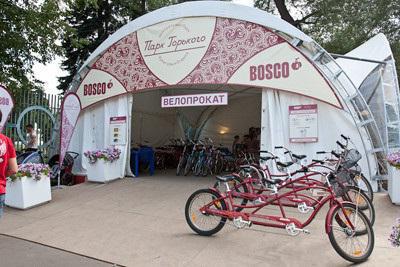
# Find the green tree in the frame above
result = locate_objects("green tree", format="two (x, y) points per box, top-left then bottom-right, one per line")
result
(0, 0), (63, 92)
(58, 0), (173, 93)
(255, 0), (400, 77)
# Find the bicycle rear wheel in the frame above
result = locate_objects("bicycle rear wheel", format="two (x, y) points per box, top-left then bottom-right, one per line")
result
(185, 188), (227, 236)
(328, 203), (374, 263)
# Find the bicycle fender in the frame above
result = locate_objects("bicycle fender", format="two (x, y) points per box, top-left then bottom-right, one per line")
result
(325, 203), (338, 234)
(325, 201), (353, 234)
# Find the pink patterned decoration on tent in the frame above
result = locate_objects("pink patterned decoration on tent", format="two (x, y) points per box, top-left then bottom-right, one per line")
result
(59, 93), (81, 167)
(0, 84), (14, 132)
(179, 18), (284, 85)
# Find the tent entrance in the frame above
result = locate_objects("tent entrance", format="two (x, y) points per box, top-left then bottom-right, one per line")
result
(130, 84), (262, 176)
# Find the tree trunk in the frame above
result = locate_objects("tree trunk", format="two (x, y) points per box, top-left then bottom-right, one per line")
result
(273, 0), (298, 28)
(141, 0), (146, 14)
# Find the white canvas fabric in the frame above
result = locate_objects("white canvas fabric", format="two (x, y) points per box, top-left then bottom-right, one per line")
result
(260, 88), (377, 188)
(69, 95), (132, 177)
(79, 1), (312, 73)
(336, 33), (393, 89)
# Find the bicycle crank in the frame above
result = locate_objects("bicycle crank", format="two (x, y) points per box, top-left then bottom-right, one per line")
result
(297, 202), (314, 214)
(285, 223), (310, 236)
(233, 217), (252, 229)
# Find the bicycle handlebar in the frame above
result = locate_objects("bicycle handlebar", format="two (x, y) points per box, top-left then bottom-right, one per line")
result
(316, 151), (326, 154)
(331, 150), (340, 158)
(341, 134), (349, 141)
(274, 146), (283, 149)
(336, 141), (345, 149)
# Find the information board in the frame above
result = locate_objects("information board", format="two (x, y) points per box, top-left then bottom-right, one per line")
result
(289, 104), (318, 143)
(110, 116), (127, 145)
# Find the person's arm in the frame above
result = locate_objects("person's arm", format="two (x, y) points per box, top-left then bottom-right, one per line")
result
(6, 137), (18, 176)
(6, 157), (17, 177)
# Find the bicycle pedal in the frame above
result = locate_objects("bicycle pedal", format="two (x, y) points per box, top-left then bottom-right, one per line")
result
(285, 223), (310, 236)
(233, 217), (252, 229)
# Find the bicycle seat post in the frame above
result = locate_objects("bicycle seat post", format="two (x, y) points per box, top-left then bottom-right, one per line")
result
(224, 181), (231, 192)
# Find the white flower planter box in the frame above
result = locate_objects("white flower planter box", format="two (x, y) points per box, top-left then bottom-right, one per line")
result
(86, 160), (121, 183)
(5, 175), (51, 209)
(388, 167), (400, 205)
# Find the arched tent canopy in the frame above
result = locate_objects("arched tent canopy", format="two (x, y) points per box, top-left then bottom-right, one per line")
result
(62, 1), (391, 186)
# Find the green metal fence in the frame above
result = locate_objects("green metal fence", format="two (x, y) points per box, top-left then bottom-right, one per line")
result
(4, 90), (62, 160)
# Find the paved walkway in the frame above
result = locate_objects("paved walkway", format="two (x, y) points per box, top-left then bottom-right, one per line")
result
(0, 235), (116, 267)
(0, 172), (399, 266)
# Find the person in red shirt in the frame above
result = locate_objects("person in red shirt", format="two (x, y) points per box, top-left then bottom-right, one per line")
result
(0, 110), (18, 218)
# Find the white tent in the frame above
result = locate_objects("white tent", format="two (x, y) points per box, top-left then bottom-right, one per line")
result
(336, 34), (400, 154)
(60, 1), (399, 190)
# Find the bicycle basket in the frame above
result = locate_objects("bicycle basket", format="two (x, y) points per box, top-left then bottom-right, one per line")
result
(336, 170), (353, 185)
(341, 149), (362, 169)
(328, 173), (349, 197)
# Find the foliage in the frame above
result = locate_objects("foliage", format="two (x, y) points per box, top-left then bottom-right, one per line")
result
(8, 163), (51, 182)
(0, 0), (64, 93)
(254, 0), (400, 78)
(84, 146), (121, 164)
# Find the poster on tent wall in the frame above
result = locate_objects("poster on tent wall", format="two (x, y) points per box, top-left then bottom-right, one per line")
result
(109, 116), (127, 145)
(289, 104), (318, 143)
(60, 93), (81, 167)
(0, 85), (14, 132)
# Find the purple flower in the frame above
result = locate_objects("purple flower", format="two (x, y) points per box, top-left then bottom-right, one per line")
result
(83, 146), (121, 164)
(11, 163), (51, 181)
(389, 218), (400, 247)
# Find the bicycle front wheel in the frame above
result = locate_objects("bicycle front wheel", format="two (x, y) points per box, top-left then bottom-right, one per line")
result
(185, 189), (227, 236)
(342, 186), (375, 226)
(328, 202), (374, 263)
(353, 173), (374, 202)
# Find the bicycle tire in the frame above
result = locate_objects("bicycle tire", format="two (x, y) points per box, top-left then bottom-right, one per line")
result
(194, 160), (203, 176)
(176, 156), (187, 176)
(342, 186), (375, 226)
(185, 188), (227, 236)
(328, 203), (374, 263)
(184, 157), (194, 176)
(352, 173), (374, 202)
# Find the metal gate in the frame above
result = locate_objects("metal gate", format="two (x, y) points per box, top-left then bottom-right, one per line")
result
(3, 90), (62, 160)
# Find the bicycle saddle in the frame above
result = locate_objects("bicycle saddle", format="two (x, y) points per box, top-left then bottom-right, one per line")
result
(276, 161), (294, 168)
(266, 178), (283, 185)
(216, 175), (237, 182)
(259, 156), (278, 161)
(292, 154), (306, 160)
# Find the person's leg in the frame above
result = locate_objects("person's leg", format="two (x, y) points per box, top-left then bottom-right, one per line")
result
(0, 194), (5, 218)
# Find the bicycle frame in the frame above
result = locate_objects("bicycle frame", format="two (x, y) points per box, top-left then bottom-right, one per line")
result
(204, 176), (356, 233)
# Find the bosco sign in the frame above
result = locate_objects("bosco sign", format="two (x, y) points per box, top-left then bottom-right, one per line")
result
(83, 80), (113, 96)
(249, 58), (302, 81)
(161, 92), (228, 108)
(76, 69), (127, 109)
